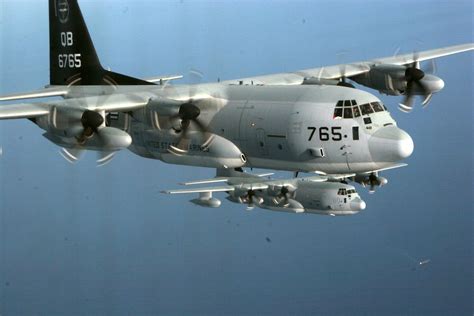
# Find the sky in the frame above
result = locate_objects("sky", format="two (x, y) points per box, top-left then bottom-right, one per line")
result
(0, 0), (473, 315)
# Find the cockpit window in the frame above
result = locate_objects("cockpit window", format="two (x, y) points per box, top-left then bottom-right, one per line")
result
(334, 100), (385, 119)
(334, 100), (358, 119)
(337, 188), (347, 195)
(360, 103), (374, 115)
(371, 102), (384, 112)
(343, 107), (353, 118)
(353, 106), (361, 117)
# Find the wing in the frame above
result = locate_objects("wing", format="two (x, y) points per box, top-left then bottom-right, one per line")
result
(163, 172), (334, 195)
(360, 163), (407, 174)
(0, 103), (50, 120)
(225, 43), (473, 86)
(162, 185), (236, 194)
(0, 93), (149, 120)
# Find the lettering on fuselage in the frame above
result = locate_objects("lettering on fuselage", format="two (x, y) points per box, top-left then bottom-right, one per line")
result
(307, 126), (358, 142)
(146, 141), (209, 152)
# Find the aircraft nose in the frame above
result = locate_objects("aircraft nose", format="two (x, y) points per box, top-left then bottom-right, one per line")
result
(369, 126), (414, 162)
(350, 197), (366, 212)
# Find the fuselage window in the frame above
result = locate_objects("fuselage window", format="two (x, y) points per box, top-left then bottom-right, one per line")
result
(360, 103), (374, 115)
(371, 102), (384, 112)
(353, 106), (361, 117)
(343, 107), (353, 118)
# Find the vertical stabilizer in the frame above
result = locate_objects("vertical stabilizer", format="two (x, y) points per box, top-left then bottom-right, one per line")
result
(49, 0), (153, 86)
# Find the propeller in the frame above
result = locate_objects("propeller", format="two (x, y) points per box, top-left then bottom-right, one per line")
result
(335, 51), (355, 88)
(361, 172), (387, 194)
(399, 52), (438, 112)
(167, 69), (213, 155)
(60, 109), (131, 166)
(241, 189), (263, 210)
(337, 64), (355, 88)
(368, 173), (378, 194)
(273, 186), (295, 207)
(76, 110), (104, 144)
(58, 77), (126, 166)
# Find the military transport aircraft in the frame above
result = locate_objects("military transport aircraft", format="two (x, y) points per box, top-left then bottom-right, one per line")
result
(162, 168), (368, 216)
(0, 0), (472, 214)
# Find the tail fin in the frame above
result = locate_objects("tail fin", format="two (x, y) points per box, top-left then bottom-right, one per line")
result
(49, 0), (153, 86)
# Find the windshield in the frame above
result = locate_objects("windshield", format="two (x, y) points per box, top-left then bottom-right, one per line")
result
(334, 100), (387, 119)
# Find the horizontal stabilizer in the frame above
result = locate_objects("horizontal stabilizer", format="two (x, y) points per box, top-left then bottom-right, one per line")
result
(0, 87), (68, 101)
(144, 75), (183, 84)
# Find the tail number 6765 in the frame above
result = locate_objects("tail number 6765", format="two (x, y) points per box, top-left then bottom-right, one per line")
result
(58, 53), (82, 68)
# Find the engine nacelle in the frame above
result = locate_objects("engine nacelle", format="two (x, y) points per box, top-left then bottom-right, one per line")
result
(43, 126), (132, 151)
(36, 106), (83, 137)
(354, 173), (387, 193)
(352, 64), (407, 95)
(149, 131), (247, 169)
(352, 64), (444, 97)
(36, 106), (131, 151)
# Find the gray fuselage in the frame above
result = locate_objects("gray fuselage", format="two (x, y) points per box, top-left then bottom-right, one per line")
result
(66, 83), (413, 174)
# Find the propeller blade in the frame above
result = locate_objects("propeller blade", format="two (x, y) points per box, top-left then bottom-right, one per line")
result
(60, 147), (84, 164)
(422, 94), (433, 107)
(193, 117), (208, 133)
(188, 68), (204, 100)
(399, 81), (416, 113)
(96, 151), (116, 167)
(423, 59), (437, 75)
